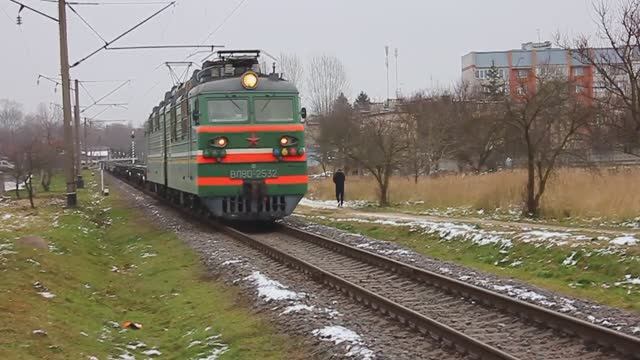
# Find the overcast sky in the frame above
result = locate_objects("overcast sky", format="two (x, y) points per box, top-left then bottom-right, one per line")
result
(1, 0), (597, 125)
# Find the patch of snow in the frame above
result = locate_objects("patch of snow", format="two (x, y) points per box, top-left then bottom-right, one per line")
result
(492, 284), (555, 306)
(312, 325), (361, 344)
(321, 308), (341, 318)
(112, 352), (135, 360)
(32, 329), (47, 336)
(632, 326), (640, 334)
(299, 198), (369, 209)
(280, 304), (314, 315)
(312, 326), (374, 359)
(221, 259), (242, 266)
(610, 235), (638, 246)
(614, 275), (640, 287)
(141, 252), (157, 258)
(194, 335), (229, 360)
(38, 291), (56, 299)
(244, 271), (305, 302)
(188, 340), (202, 348)
(126, 342), (147, 350)
(562, 251), (578, 266)
(142, 349), (161, 356)
(1, 214), (12, 220)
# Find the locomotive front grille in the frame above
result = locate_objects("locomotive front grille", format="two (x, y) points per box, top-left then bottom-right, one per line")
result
(221, 195), (287, 214)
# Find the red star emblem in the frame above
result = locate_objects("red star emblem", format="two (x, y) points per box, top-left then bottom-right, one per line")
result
(246, 132), (260, 147)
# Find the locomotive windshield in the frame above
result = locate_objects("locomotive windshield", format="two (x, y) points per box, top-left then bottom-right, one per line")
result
(207, 99), (249, 122)
(255, 98), (294, 122)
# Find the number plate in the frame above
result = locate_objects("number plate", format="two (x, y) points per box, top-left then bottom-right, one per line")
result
(229, 169), (278, 179)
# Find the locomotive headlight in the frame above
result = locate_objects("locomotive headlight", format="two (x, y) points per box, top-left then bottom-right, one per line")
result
(241, 71), (259, 89)
(279, 135), (298, 147)
(211, 136), (228, 148)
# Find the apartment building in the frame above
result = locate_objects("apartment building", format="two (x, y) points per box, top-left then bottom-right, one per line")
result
(461, 41), (620, 103)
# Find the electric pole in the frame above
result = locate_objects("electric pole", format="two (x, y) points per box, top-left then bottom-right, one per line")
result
(58, 0), (77, 207)
(74, 79), (84, 188)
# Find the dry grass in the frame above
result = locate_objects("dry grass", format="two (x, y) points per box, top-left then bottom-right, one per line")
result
(308, 168), (640, 219)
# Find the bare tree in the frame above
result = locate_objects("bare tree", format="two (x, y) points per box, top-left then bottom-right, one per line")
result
(403, 92), (458, 182)
(562, 0), (640, 154)
(452, 84), (506, 172)
(348, 113), (409, 206)
(34, 104), (62, 191)
(504, 67), (594, 216)
(0, 100), (25, 198)
(278, 53), (305, 90)
(307, 55), (348, 115)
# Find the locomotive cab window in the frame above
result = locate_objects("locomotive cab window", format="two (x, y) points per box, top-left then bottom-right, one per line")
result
(255, 98), (294, 122)
(207, 99), (248, 122)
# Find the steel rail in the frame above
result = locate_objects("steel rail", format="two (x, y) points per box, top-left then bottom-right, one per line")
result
(215, 224), (518, 360)
(279, 225), (640, 359)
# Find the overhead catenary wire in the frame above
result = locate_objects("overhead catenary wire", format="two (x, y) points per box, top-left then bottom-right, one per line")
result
(66, 2), (107, 44)
(187, 0), (247, 60)
(71, 1), (176, 68)
(8, 0), (57, 22)
(41, 0), (172, 5)
(81, 80), (131, 114)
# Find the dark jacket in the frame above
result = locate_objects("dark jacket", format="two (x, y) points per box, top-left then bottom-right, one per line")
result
(333, 171), (345, 189)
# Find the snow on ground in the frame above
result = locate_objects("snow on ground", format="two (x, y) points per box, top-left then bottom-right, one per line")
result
(610, 235), (638, 246)
(299, 198), (370, 209)
(3, 181), (24, 191)
(312, 325), (375, 360)
(37, 291), (56, 299)
(221, 259), (242, 266)
(280, 304), (315, 315)
(491, 284), (555, 306)
(297, 212), (640, 250)
(244, 271), (305, 302)
(614, 275), (640, 287)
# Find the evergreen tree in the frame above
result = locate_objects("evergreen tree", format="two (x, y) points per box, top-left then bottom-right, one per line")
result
(354, 91), (371, 110)
(333, 93), (352, 113)
(485, 61), (505, 98)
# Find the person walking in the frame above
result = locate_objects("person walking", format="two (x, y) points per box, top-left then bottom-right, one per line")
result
(333, 169), (346, 207)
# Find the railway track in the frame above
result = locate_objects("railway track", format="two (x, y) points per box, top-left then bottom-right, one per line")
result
(109, 171), (640, 360)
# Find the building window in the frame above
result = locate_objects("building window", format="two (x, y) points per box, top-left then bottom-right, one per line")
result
(517, 69), (529, 79)
(575, 85), (586, 94)
(572, 67), (585, 76)
(516, 86), (527, 96)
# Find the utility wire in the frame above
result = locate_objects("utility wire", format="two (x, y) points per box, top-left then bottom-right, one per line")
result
(41, 0), (172, 5)
(71, 1), (175, 68)
(8, 0), (57, 22)
(187, 0), (247, 59)
(79, 82), (97, 103)
(66, 3), (107, 44)
(201, 0), (247, 43)
(81, 80), (131, 113)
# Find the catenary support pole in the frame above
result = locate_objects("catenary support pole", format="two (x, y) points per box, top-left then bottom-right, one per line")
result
(58, 0), (77, 207)
(74, 79), (84, 188)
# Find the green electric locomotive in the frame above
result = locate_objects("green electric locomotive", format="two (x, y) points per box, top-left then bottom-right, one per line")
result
(144, 50), (308, 220)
